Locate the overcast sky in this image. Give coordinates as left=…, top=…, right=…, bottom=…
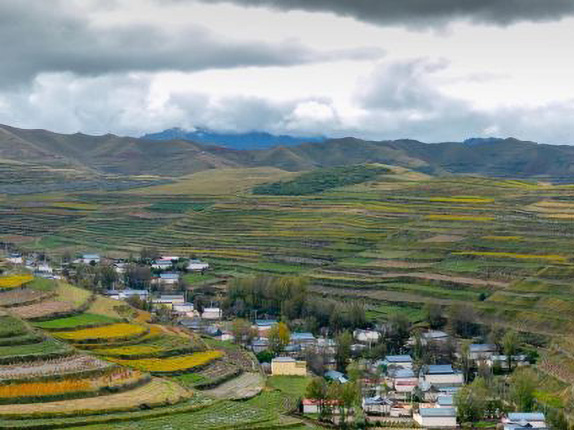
left=2, top=0, right=574, bottom=143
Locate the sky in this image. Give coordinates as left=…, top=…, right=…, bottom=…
left=2, top=0, right=574, bottom=143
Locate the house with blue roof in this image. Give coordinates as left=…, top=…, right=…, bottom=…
left=437, top=395, right=455, bottom=408
left=325, top=370, right=348, bottom=384
left=420, top=364, right=464, bottom=386
left=383, top=355, right=413, bottom=369
left=81, top=253, right=100, bottom=264
left=362, top=395, right=393, bottom=415
left=253, top=319, right=278, bottom=335
left=502, top=412, right=547, bottom=430
left=388, top=367, right=418, bottom=396
left=414, top=407, right=457, bottom=428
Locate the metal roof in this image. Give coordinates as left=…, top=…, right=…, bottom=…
left=508, top=413, right=545, bottom=421
left=419, top=407, right=457, bottom=417
left=427, top=364, right=457, bottom=374
left=386, top=355, right=413, bottom=362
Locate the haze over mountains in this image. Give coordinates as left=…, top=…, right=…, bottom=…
left=2, top=123, right=574, bottom=181
left=142, top=128, right=326, bottom=150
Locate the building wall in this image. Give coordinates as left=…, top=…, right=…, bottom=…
left=424, top=373, right=464, bottom=385
left=414, top=414, right=457, bottom=428
left=272, top=361, right=307, bottom=376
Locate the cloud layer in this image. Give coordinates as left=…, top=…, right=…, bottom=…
left=190, top=0, right=574, bottom=27
left=0, top=1, right=383, bottom=87
left=3, top=60, right=574, bottom=145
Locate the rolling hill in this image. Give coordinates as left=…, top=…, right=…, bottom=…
left=2, top=124, right=574, bottom=181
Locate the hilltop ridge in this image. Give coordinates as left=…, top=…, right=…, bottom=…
left=2, top=124, right=574, bottom=181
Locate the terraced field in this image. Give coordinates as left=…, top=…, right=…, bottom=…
left=5, top=167, right=574, bottom=425
left=5, top=170, right=574, bottom=341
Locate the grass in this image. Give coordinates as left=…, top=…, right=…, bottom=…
left=33, top=313, right=120, bottom=330
left=267, top=376, right=311, bottom=398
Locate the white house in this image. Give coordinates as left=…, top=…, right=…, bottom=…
left=362, top=396, right=392, bottom=415
left=105, top=288, right=149, bottom=301
left=152, top=259, right=173, bottom=270
left=153, top=294, right=185, bottom=309
left=202, top=307, right=222, bottom=320
left=388, top=368, right=418, bottom=394
left=469, top=344, right=498, bottom=361
left=161, top=255, right=180, bottom=262
left=154, top=273, right=179, bottom=286
left=81, top=254, right=100, bottom=264
left=502, top=413, right=547, bottom=430
left=251, top=338, right=270, bottom=354
left=173, top=302, right=195, bottom=317
left=384, top=355, right=413, bottom=369
left=291, top=332, right=317, bottom=350
left=302, top=399, right=341, bottom=415
left=414, top=407, right=457, bottom=428
left=410, top=330, right=450, bottom=346
left=354, top=329, right=381, bottom=343
left=488, top=354, right=529, bottom=369
left=6, top=254, right=23, bottom=264
left=420, top=365, right=464, bottom=387
left=187, top=259, right=210, bottom=271
left=36, top=263, right=53, bottom=274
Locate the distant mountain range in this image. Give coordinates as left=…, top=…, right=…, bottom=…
left=142, top=128, right=326, bottom=150
left=2, top=124, right=574, bottom=181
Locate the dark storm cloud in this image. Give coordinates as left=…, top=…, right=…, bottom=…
left=0, top=1, right=383, bottom=87
left=190, top=0, right=574, bottom=27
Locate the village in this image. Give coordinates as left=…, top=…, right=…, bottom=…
left=1, top=248, right=553, bottom=430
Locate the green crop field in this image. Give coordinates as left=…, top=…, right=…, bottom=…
left=4, top=166, right=574, bottom=426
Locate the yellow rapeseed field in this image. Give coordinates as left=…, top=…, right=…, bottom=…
left=95, top=345, right=162, bottom=356
left=0, top=275, right=34, bottom=290
left=453, top=251, right=567, bottom=263
left=55, top=323, right=147, bottom=341
left=108, top=350, right=223, bottom=372
left=0, top=379, right=92, bottom=398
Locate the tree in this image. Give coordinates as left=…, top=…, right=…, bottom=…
left=448, top=305, right=478, bottom=337
left=509, top=368, right=537, bottom=412
left=125, top=264, right=152, bottom=289
left=268, top=322, right=290, bottom=355
left=424, top=303, right=443, bottom=329
left=335, top=331, right=353, bottom=372
left=547, top=408, right=569, bottom=430
left=95, top=264, right=118, bottom=289
left=346, top=361, right=363, bottom=382
left=502, top=331, right=521, bottom=371
left=459, top=341, right=473, bottom=384
left=387, top=313, right=410, bottom=352
left=140, top=246, right=160, bottom=261
left=306, top=377, right=329, bottom=421
left=455, top=378, right=488, bottom=425
left=341, top=381, right=360, bottom=428
left=231, top=318, right=256, bottom=345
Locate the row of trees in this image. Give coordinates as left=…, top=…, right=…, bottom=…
left=225, top=276, right=367, bottom=333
